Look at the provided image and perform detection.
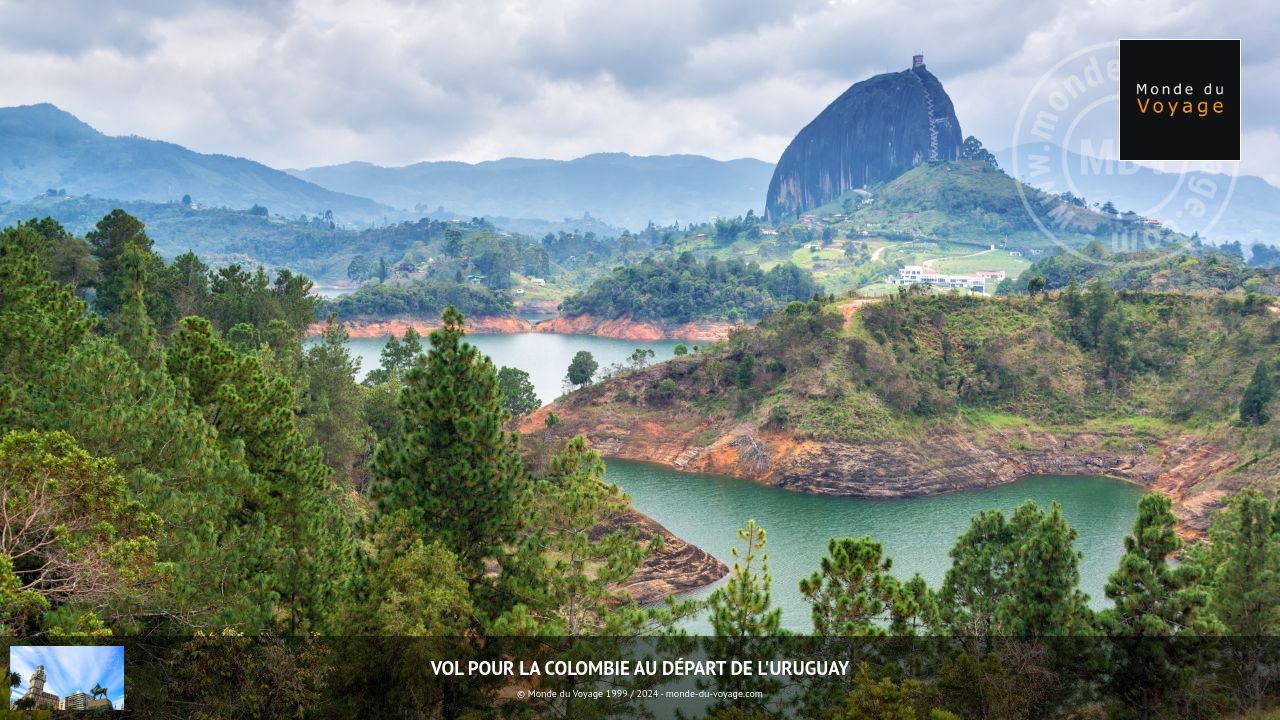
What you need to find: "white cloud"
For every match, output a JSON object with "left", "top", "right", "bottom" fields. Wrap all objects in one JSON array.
[{"left": 0, "top": 0, "right": 1276, "bottom": 172}]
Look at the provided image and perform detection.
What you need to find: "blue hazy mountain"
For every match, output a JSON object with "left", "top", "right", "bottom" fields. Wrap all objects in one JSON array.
[
  {"left": 0, "top": 103, "right": 392, "bottom": 223},
  {"left": 290, "top": 153, "right": 775, "bottom": 231},
  {"left": 995, "top": 143, "right": 1280, "bottom": 249}
]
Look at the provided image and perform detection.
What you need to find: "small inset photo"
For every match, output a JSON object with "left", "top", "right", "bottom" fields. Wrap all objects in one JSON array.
[{"left": 9, "top": 646, "right": 124, "bottom": 712}]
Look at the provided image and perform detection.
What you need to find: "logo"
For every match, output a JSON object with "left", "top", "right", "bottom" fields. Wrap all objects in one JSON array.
[{"left": 1010, "top": 41, "right": 1238, "bottom": 266}]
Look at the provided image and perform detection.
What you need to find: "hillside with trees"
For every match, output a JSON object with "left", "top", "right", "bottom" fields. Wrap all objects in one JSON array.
[
  {"left": 11, "top": 211, "right": 1280, "bottom": 717},
  {"left": 327, "top": 279, "right": 515, "bottom": 320},
  {"left": 533, "top": 287, "right": 1280, "bottom": 537},
  {"left": 559, "top": 252, "right": 820, "bottom": 323},
  {"left": 1003, "top": 239, "right": 1280, "bottom": 295}
]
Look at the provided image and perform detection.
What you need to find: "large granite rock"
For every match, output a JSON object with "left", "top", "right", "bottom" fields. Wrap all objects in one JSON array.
[{"left": 765, "top": 61, "right": 963, "bottom": 220}]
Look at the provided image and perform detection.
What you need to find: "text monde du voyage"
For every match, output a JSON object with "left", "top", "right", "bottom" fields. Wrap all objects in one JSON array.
[
  {"left": 430, "top": 659, "right": 854, "bottom": 678},
  {"left": 1134, "top": 82, "right": 1228, "bottom": 118}
]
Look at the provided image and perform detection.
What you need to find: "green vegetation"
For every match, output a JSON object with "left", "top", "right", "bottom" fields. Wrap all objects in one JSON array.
[
  {"left": 1007, "top": 240, "right": 1280, "bottom": 295},
  {"left": 560, "top": 252, "right": 819, "bottom": 323},
  {"left": 497, "top": 366, "right": 541, "bottom": 416},
  {"left": 10, "top": 207, "right": 1280, "bottom": 717},
  {"left": 592, "top": 287, "right": 1278, "bottom": 442},
  {"left": 0, "top": 210, "right": 688, "bottom": 649},
  {"left": 567, "top": 350, "right": 598, "bottom": 388},
  {"left": 693, "top": 487, "right": 1280, "bottom": 718},
  {"left": 327, "top": 278, "right": 515, "bottom": 319}
]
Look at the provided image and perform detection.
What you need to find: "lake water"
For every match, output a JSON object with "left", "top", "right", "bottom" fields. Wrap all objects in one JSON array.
[
  {"left": 606, "top": 461, "right": 1145, "bottom": 633},
  {"left": 337, "top": 332, "right": 1146, "bottom": 633},
  {"left": 340, "top": 334, "right": 682, "bottom": 406}
]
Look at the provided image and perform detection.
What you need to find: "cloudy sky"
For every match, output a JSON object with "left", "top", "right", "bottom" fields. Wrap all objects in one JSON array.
[{"left": 2, "top": 0, "right": 1278, "bottom": 181}]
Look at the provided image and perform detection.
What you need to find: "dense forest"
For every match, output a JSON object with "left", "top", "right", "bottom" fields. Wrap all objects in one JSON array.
[
  {"left": 326, "top": 279, "right": 515, "bottom": 319},
  {"left": 559, "top": 252, "right": 821, "bottom": 323},
  {"left": 8, "top": 210, "right": 1280, "bottom": 717}
]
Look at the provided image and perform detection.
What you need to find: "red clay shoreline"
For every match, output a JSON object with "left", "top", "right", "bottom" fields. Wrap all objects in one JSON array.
[{"left": 312, "top": 313, "right": 742, "bottom": 342}]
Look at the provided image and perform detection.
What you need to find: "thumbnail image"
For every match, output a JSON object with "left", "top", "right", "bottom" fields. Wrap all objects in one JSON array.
[{"left": 9, "top": 646, "right": 123, "bottom": 712}]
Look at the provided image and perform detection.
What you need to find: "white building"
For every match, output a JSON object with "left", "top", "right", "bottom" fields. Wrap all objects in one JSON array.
[{"left": 895, "top": 265, "right": 1006, "bottom": 294}]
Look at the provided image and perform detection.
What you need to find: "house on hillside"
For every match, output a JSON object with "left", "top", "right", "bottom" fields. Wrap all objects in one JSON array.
[{"left": 894, "top": 265, "right": 1006, "bottom": 294}]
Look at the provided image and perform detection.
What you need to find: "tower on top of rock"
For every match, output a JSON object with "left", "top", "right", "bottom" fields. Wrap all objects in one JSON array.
[{"left": 912, "top": 53, "right": 925, "bottom": 70}]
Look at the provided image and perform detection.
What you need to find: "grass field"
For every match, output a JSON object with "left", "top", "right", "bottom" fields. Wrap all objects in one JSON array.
[{"left": 931, "top": 249, "right": 1031, "bottom": 276}]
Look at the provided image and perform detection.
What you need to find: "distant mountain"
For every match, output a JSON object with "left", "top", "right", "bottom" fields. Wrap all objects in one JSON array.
[
  {"left": 0, "top": 193, "right": 457, "bottom": 281},
  {"left": 766, "top": 60, "right": 962, "bottom": 221},
  {"left": 994, "top": 144, "right": 1280, "bottom": 250},
  {"left": 290, "top": 153, "right": 774, "bottom": 231},
  {"left": 0, "top": 103, "right": 392, "bottom": 223}
]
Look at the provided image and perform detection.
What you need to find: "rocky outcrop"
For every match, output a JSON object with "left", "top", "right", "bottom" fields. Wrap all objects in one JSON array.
[
  {"left": 603, "top": 508, "right": 728, "bottom": 604},
  {"left": 315, "top": 315, "right": 531, "bottom": 338},
  {"left": 766, "top": 61, "right": 962, "bottom": 220},
  {"left": 534, "top": 314, "right": 742, "bottom": 342},
  {"left": 521, "top": 401, "right": 1238, "bottom": 541}
]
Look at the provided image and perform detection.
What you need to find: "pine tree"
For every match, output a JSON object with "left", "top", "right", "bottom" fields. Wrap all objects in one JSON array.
[
  {"left": 1102, "top": 493, "right": 1213, "bottom": 635},
  {"left": 1202, "top": 490, "right": 1280, "bottom": 636},
  {"left": 801, "top": 536, "right": 936, "bottom": 636},
  {"left": 370, "top": 307, "right": 527, "bottom": 571},
  {"left": 939, "top": 509, "right": 1017, "bottom": 636},
  {"left": 382, "top": 326, "right": 422, "bottom": 373},
  {"left": 112, "top": 242, "right": 163, "bottom": 371},
  {"left": 707, "top": 519, "right": 782, "bottom": 638},
  {"left": 37, "top": 337, "right": 273, "bottom": 631},
  {"left": 86, "top": 209, "right": 152, "bottom": 315},
  {"left": 300, "top": 315, "right": 374, "bottom": 489},
  {"left": 703, "top": 519, "right": 785, "bottom": 718},
  {"left": 996, "top": 502, "right": 1093, "bottom": 636},
  {"left": 167, "top": 317, "right": 356, "bottom": 632},
  {"left": 495, "top": 436, "right": 670, "bottom": 635},
  {"left": 1100, "top": 493, "right": 1218, "bottom": 717},
  {"left": 1239, "top": 360, "right": 1274, "bottom": 425},
  {"left": 0, "top": 226, "right": 94, "bottom": 425},
  {"left": 1194, "top": 490, "right": 1280, "bottom": 710}
]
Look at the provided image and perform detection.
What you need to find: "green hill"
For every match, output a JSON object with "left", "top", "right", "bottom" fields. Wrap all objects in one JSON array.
[
  {"left": 530, "top": 289, "right": 1280, "bottom": 534},
  {"left": 1007, "top": 242, "right": 1280, "bottom": 295},
  {"left": 811, "top": 160, "right": 1176, "bottom": 257}
]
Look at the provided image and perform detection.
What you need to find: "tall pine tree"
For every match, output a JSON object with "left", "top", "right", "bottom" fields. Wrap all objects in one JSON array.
[
  {"left": 1239, "top": 360, "right": 1274, "bottom": 425},
  {"left": 1100, "top": 493, "right": 1219, "bottom": 718},
  {"left": 371, "top": 307, "right": 526, "bottom": 571},
  {"left": 166, "top": 317, "right": 356, "bottom": 632},
  {"left": 86, "top": 209, "right": 152, "bottom": 315},
  {"left": 996, "top": 501, "right": 1093, "bottom": 636}
]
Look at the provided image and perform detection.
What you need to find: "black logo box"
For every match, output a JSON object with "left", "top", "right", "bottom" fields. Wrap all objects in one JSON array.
[{"left": 1120, "top": 39, "right": 1240, "bottom": 161}]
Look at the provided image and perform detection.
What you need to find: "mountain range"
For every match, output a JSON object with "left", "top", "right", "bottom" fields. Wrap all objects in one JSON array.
[
  {"left": 0, "top": 104, "right": 392, "bottom": 223},
  {"left": 0, "top": 103, "right": 774, "bottom": 231},
  {"left": 288, "top": 153, "right": 774, "bottom": 231},
  {"left": 3, "top": 102, "right": 1279, "bottom": 250},
  {"left": 995, "top": 144, "right": 1280, "bottom": 250}
]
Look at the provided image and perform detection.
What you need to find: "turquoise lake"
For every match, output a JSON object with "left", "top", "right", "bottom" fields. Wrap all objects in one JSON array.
[{"left": 337, "top": 332, "right": 1146, "bottom": 633}]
